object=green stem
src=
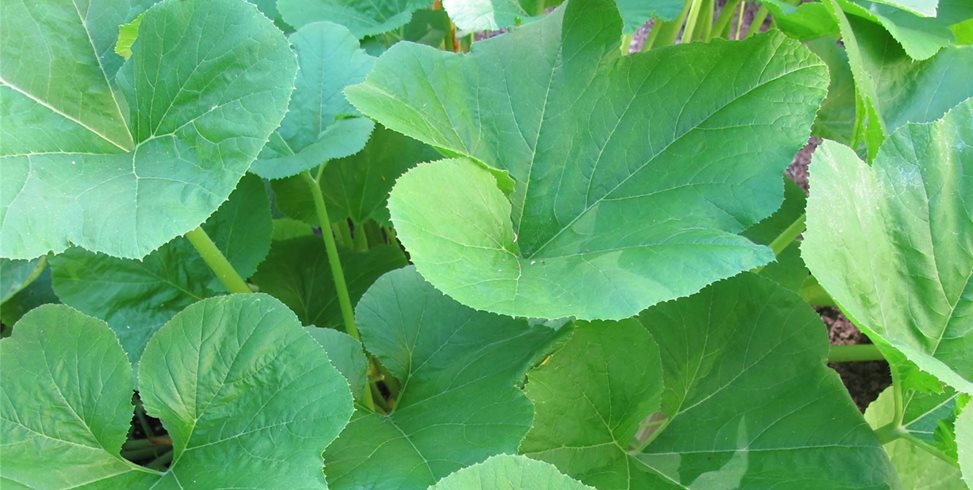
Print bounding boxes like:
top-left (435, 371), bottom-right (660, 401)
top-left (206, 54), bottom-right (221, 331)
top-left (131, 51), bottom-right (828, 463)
top-left (873, 422), bottom-right (960, 466)
top-left (656, 0), bottom-right (693, 46)
top-left (185, 227), bottom-right (251, 294)
top-left (735, 1), bottom-right (746, 39)
top-left (334, 222), bottom-right (353, 249)
top-left (301, 170), bottom-right (376, 412)
top-left (798, 277), bottom-right (835, 307)
top-left (872, 422), bottom-right (905, 444)
top-left (121, 446), bottom-right (165, 461)
top-left (768, 213), bottom-right (806, 256)
top-left (712, 0), bottom-right (742, 38)
top-left (364, 221), bottom-right (384, 247)
top-left (147, 449), bottom-right (174, 471)
top-left (745, 5), bottom-right (769, 38)
top-left (134, 399), bottom-right (155, 438)
top-left (302, 171), bottom-right (360, 339)
top-left (352, 222), bottom-right (369, 251)
top-left (681, 0), bottom-right (706, 43)
top-left (828, 344), bottom-right (884, 363)
top-left (699, 0), bottom-right (715, 41)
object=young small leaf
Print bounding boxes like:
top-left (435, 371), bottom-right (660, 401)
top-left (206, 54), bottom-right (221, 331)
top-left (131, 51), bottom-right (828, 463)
top-left (865, 387), bottom-right (965, 489)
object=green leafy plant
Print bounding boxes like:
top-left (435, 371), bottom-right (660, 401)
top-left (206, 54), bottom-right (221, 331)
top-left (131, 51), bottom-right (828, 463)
top-left (2, 0), bottom-right (972, 488)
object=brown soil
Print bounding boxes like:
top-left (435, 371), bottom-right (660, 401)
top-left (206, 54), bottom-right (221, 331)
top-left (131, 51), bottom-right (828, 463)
top-left (820, 308), bottom-right (892, 411)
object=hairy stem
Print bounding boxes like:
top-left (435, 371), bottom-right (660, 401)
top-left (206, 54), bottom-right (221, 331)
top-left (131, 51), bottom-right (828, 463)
top-left (828, 344), bottom-right (884, 363)
top-left (185, 227), bottom-right (251, 294)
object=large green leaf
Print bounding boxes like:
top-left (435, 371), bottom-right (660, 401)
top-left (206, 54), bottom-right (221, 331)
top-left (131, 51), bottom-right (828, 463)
top-left (250, 22), bottom-right (375, 180)
top-left (522, 274), bottom-right (895, 488)
top-left (277, 0), bottom-right (429, 37)
top-left (865, 387), bottom-right (965, 489)
top-left (324, 267), bottom-right (563, 489)
top-left (0, 0), bottom-right (296, 260)
top-left (430, 455), bottom-right (593, 490)
top-left (348, 0), bottom-right (827, 320)
top-left (274, 125), bottom-right (440, 227)
top-left (50, 174), bottom-right (272, 361)
top-left (802, 100), bottom-right (973, 394)
top-left (0, 295), bottom-right (354, 488)
top-left (251, 237), bottom-right (406, 327)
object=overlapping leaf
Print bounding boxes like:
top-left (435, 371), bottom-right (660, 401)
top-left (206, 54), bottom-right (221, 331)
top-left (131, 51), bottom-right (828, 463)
top-left (250, 22), bottom-right (375, 180)
top-left (0, 0), bottom-right (296, 260)
top-left (838, 0), bottom-right (973, 60)
top-left (0, 258), bottom-right (44, 303)
top-left (324, 267), bottom-right (563, 489)
top-left (251, 237), bottom-right (406, 327)
top-left (49, 175), bottom-right (272, 361)
top-left (865, 387), bottom-right (966, 489)
top-left (348, 0), bottom-right (828, 320)
top-left (277, 0), bottom-right (429, 37)
top-left (0, 295), bottom-right (353, 488)
top-left (522, 274), bottom-right (895, 488)
top-left (430, 455), bottom-right (592, 490)
top-left (803, 100), bottom-right (973, 394)
top-left (307, 327), bottom-right (369, 402)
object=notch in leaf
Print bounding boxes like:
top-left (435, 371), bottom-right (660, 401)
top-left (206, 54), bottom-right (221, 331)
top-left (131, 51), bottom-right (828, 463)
top-left (0, 295), bottom-right (353, 488)
top-left (348, 0), bottom-right (829, 320)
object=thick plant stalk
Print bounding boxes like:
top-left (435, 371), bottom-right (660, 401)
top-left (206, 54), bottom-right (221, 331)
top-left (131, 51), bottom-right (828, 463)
top-left (301, 170), bottom-right (377, 412)
top-left (185, 227), bottom-right (251, 294)
top-left (681, 0), bottom-right (706, 43)
top-left (712, 0), bottom-right (743, 37)
top-left (769, 213), bottom-right (806, 255)
top-left (828, 344), bottom-right (884, 363)
top-left (301, 171), bottom-right (362, 340)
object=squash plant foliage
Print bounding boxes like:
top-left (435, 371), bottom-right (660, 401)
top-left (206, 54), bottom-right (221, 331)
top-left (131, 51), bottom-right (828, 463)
top-left (1, 0), bottom-right (972, 488)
